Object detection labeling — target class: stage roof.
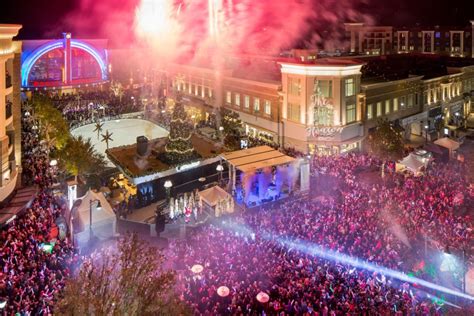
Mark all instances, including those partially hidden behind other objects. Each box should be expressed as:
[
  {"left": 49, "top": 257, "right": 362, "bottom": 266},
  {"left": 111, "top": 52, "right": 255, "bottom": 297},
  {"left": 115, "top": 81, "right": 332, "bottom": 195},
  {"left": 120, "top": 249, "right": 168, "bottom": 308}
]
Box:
[{"left": 220, "top": 146, "right": 296, "bottom": 173}]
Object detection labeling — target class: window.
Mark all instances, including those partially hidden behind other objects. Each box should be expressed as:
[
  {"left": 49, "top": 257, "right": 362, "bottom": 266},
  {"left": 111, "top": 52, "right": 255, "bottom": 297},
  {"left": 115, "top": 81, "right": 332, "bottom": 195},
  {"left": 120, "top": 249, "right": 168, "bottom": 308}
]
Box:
[
  {"left": 385, "top": 100, "right": 390, "bottom": 114},
  {"left": 244, "top": 95, "right": 250, "bottom": 109},
  {"left": 376, "top": 102, "right": 382, "bottom": 117},
  {"left": 194, "top": 85, "right": 198, "bottom": 96},
  {"left": 367, "top": 104, "right": 374, "bottom": 120},
  {"left": 264, "top": 100, "right": 271, "bottom": 115},
  {"left": 287, "top": 102, "right": 301, "bottom": 122},
  {"left": 400, "top": 96, "right": 406, "bottom": 109},
  {"left": 288, "top": 77, "right": 301, "bottom": 96},
  {"left": 226, "top": 91, "right": 232, "bottom": 104},
  {"left": 235, "top": 93, "right": 240, "bottom": 106},
  {"left": 314, "top": 79, "right": 332, "bottom": 98},
  {"left": 254, "top": 98, "right": 260, "bottom": 112},
  {"left": 345, "top": 78, "right": 355, "bottom": 96},
  {"left": 346, "top": 104, "right": 356, "bottom": 123},
  {"left": 407, "top": 94, "right": 414, "bottom": 108},
  {"left": 393, "top": 98, "right": 399, "bottom": 112}
]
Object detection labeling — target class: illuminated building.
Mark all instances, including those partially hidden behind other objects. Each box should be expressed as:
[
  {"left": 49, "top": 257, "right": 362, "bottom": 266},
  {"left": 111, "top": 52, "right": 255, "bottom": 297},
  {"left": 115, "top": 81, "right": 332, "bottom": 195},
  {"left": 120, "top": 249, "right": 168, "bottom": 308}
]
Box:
[
  {"left": 345, "top": 21, "right": 474, "bottom": 58},
  {"left": 162, "top": 52, "right": 473, "bottom": 155},
  {"left": 0, "top": 24, "right": 22, "bottom": 203},
  {"left": 21, "top": 33, "right": 108, "bottom": 92}
]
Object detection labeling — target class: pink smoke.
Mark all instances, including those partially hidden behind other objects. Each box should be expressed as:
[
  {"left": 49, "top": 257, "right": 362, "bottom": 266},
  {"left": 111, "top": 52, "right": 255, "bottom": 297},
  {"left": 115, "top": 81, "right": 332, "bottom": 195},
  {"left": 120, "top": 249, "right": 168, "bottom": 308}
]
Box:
[{"left": 63, "top": 0, "right": 375, "bottom": 62}]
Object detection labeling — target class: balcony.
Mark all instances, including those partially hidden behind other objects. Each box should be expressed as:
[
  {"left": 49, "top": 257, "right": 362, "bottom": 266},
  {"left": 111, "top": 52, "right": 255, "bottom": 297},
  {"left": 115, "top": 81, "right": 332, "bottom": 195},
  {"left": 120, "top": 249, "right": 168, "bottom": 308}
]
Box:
[{"left": 5, "top": 74, "right": 12, "bottom": 89}]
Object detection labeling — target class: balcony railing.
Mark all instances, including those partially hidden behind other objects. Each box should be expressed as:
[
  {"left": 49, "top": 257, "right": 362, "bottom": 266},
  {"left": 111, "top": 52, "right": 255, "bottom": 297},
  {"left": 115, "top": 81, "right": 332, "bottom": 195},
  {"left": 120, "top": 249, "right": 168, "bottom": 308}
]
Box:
[
  {"left": 6, "top": 101, "right": 13, "bottom": 120},
  {"left": 5, "top": 74, "right": 12, "bottom": 89}
]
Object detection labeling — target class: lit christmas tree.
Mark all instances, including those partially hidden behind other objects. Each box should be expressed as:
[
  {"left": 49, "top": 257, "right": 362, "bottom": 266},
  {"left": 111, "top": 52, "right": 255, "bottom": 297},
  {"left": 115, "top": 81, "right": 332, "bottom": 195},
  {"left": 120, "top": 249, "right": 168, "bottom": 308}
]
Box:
[{"left": 161, "top": 95, "right": 198, "bottom": 164}]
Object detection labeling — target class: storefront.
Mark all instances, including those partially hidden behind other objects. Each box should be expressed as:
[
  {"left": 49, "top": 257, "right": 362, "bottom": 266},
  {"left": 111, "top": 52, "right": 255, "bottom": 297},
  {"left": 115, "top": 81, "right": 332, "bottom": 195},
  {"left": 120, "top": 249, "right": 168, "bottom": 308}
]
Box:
[
  {"left": 307, "top": 137, "right": 363, "bottom": 156},
  {"left": 400, "top": 111, "right": 428, "bottom": 139}
]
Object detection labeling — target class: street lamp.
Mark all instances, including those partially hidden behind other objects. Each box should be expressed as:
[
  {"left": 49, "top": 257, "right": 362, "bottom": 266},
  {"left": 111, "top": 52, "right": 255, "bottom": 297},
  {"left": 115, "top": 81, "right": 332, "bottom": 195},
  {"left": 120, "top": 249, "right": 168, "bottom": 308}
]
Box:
[
  {"left": 49, "top": 159, "right": 58, "bottom": 167},
  {"left": 216, "top": 164, "right": 224, "bottom": 183},
  {"left": 89, "top": 199, "right": 101, "bottom": 240},
  {"left": 164, "top": 180, "right": 173, "bottom": 203},
  {"left": 424, "top": 124, "right": 429, "bottom": 142}
]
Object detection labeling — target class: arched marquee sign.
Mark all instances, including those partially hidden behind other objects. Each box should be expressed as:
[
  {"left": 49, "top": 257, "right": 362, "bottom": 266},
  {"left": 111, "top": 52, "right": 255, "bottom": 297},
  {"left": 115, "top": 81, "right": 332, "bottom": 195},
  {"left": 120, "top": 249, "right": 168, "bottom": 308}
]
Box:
[{"left": 21, "top": 33, "right": 108, "bottom": 88}]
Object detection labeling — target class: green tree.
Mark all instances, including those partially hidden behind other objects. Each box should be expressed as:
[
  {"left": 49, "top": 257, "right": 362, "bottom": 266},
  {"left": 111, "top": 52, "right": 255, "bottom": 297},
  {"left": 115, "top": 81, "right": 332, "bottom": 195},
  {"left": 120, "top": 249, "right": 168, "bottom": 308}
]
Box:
[
  {"left": 32, "top": 95, "right": 70, "bottom": 150},
  {"left": 163, "top": 94, "right": 197, "bottom": 164},
  {"left": 56, "top": 234, "right": 190, "bottom": 315},
  {"left": 57, "top": 135, "right": 106, "bottom": 181},
  {"left": 221, "top": 107, "right": 243, "bottom": 150},
  {"left": 367, "top": 119, "right": 404, "bottom": 161}
]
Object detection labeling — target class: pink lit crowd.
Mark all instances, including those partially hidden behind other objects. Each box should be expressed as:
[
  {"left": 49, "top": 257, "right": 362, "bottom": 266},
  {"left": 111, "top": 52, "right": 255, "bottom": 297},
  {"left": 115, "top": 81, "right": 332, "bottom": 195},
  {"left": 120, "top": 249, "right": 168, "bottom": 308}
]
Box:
[
  {"left": 0, "top": 111, "right": 77, "bottom": 315},
  {"left": 171, "top": 153, "right": 473, "bottom": 315}
]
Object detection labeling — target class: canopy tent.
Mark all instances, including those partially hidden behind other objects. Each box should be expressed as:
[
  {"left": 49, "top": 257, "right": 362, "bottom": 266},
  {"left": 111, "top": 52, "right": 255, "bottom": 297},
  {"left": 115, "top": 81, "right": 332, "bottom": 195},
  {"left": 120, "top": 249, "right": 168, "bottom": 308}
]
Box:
[
  {"left": 198, "top": 186, "right": 234, "bottom": 217},
  {"left": 397, "top": 153, "right": 426, "bottom": 174},
  {"left": 434, "top": 137, "right": 460, "bottom": 152},
  {"left": 220, "top": 145, "right": 296, "bottom": 173},
  {"left": 75, "top": 190, "right": 116, "bottom": 230}
]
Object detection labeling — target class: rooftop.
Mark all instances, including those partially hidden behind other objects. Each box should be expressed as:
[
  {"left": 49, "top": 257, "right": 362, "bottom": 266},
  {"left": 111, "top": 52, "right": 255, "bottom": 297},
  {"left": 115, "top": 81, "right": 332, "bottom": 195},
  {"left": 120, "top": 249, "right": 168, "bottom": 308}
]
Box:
[{"left": 106, "top": 134, "right": 224, "bottom": 179}]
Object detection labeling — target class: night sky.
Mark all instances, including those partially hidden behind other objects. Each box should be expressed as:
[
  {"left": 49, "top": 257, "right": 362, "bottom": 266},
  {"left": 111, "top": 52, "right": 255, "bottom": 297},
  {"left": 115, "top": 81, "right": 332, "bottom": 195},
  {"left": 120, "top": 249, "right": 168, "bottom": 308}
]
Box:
[{"left": 1, "top": 0, "right": 471, "bottom": 40}]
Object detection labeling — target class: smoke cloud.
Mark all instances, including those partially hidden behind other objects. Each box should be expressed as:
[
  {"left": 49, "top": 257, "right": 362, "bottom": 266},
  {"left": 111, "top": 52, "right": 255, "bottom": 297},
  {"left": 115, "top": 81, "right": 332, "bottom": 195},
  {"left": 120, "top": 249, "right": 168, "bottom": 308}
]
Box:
[{"left": 62, "top": 0, "right": 375, "bottom": 62}]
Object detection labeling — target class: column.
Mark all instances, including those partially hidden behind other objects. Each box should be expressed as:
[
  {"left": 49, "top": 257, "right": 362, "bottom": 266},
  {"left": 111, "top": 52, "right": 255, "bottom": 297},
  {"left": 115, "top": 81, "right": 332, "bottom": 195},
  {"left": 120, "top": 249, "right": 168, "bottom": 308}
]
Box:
[
  {"left": 63, "top": 33, "right": 72, "bottom": 85},
  {"left": 450, "top": 31, "right": 453, "bottom": 54},
  {"left": 471, "top": 21, "right": 474, "bottom": 58},
  {"left": 350, "top": 31, "right": 356, "bottom": 53}
]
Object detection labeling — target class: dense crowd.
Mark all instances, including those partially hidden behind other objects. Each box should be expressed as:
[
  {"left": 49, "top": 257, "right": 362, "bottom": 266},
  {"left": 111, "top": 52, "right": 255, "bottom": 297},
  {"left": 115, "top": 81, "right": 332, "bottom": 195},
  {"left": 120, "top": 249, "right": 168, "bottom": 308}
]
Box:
[
  {"left": 170, "top": 153, "right": 472, "bottom": 315},
  {"left": 0, "top": 112, "right": 77, "bottom": 315},
  {"left": 49, "top": 90, "right": 143, "bottom": 126}
]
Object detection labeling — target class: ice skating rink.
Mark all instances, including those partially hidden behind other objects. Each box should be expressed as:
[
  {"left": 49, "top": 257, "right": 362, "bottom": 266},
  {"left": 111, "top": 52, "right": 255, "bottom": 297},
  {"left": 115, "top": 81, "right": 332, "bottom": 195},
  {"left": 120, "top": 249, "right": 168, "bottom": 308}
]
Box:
[{"left": 71, "top": 119, "right": 168, "bottom": 166}]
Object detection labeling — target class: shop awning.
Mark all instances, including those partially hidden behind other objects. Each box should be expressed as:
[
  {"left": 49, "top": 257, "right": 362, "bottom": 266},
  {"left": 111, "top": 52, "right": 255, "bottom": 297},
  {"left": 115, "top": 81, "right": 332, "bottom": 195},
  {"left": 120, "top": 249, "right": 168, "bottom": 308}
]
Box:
[{"left": 434, "top": 137, "right": 460, "bottom": 151}]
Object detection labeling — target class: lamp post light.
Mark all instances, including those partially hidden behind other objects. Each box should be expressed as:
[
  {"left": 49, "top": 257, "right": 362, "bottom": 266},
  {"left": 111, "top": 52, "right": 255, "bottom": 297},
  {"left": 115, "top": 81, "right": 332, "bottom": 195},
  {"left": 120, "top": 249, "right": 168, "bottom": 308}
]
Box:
[
  {"left": 216, "top": 164, "right": 224, "bottom": 183},
  {"left": 164, "top": 180, "right": 173, "bottom": 203},
  {"left": 89, "top": 199, "right": 101, "bottom": 241},
  {"left": 424, "top": 124, "right": 429, "bottom": 142},
  {"left": 49, "top": 159, "right": 58, "bottom": 167}
]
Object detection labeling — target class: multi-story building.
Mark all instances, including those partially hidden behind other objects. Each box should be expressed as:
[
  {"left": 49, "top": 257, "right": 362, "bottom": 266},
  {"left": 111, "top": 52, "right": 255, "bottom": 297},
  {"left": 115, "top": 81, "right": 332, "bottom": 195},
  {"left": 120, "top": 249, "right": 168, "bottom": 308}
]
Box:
[
  {"left": 345, "top": 21, "right": 474, "bottom": 58},
  {"left": 161, "top": 51, "right": 473, "bottom": 155},
  {"left": 0, "top": 24, "right": 22, "bottom": 203}
]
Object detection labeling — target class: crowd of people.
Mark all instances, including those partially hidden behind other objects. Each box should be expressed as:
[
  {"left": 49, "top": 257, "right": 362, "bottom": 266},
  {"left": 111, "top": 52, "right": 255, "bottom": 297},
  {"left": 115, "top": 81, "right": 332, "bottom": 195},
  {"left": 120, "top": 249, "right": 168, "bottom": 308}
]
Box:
[
  {"left": 0, "top": 110, "right": 77, "bottom": 315},
  {"left": 170, "top": 153, "right": 472, "bottom": 315},
  {"left": 48, "top": 90, "right": 144, "bottom": 126}
]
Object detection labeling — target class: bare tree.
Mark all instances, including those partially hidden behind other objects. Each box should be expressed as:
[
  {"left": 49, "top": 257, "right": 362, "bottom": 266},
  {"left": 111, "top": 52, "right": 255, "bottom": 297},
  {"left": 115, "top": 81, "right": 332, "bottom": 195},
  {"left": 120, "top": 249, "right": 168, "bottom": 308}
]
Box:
[{"left": 56, "top": 234, "right": 189, "bottom": 315}]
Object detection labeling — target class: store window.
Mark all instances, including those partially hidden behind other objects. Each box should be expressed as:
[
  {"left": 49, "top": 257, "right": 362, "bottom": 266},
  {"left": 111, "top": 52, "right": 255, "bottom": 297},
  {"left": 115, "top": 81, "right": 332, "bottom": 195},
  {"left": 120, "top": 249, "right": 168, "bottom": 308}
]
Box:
[
  {"left": 235, "top": 93, "right": 240, "bottom": 106},
  {"left": 254, "top": 98, "right": 260, "bottom": 112},
  {"left": 385, "top": 100, "right": 391, "bottom": 114},
  {"left": 264, "top": 100, "right": 271, "bottom": 115},
  {"left": 367, "top": 104, "right": 374, "bottom": 120},
  {"left": 376, "top": 102, "right": 382, "bottom": 117},
  {"left": 288, "top": 77, "right": 301, "bottom": 96},
  {"left": 287, "top": 102, "right": 301, "bottom": 122},
  {"left": 393, "top": 98, "right": 399, "bottom": 112},
  {"left": 314, "top": 79, "right": 333, "bottom": 98},
  {"left": 346, "top": 104, "right": 356, "bottom": 123},
  {"left": 345, "top": 78, "right": 355, "bottom": 96},
  {"left": 226, "top": 91, "right": 232, "bottom": 104},
  {"left": 244, "top": 95, "right": 250, "bottom": 109}
]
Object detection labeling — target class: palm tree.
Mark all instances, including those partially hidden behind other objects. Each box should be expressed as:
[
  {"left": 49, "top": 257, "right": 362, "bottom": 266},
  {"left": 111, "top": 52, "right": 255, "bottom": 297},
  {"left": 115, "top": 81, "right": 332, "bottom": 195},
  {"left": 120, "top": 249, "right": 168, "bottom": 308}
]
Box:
[
  {"left": 57, "top": 135, "right": 106, "bottom": 182},
  {"left": 93, "top": 121, "right": 104, "bottom": 140},
  {"left": 101, "top": 130, "right": 114, "bottom": 149}
]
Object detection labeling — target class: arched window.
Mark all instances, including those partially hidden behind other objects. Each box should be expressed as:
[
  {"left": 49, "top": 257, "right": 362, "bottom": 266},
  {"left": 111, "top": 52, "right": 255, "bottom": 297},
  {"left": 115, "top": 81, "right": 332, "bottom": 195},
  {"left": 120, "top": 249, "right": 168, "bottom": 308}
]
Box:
[{"left": 28, "top": 48, "right": 64, "bottom": 85}]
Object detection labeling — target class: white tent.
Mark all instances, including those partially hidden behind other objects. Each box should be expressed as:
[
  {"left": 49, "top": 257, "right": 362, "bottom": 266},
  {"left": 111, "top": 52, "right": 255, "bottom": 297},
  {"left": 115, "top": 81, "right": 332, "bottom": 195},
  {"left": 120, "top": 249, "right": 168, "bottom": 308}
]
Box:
[
  {"left": 76, "top": 190, "right": 116, "bottom": 228},
  {"left": 434, "top": 137, "right": 460, "bottom": 156},
  {"left": 398, "top": 153, "right": 426, "bottom": 174}
]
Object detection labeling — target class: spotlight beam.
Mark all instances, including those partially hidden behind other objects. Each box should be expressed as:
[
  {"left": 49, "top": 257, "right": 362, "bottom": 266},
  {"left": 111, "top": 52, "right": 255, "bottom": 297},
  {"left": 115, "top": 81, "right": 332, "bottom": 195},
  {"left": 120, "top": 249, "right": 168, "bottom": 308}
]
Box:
[{"left": 217, "top": 220, "right": 474, "bottom": 302}]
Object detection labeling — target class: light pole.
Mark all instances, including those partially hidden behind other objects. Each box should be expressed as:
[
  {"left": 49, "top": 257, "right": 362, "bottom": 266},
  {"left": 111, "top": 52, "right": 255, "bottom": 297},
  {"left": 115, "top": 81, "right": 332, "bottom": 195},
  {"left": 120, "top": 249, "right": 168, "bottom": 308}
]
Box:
[
  {"left": 424, "top": 124, "right": 429, "bottom": 143},
  {"left": 164, "top": 180, "right": 173, "bottom": 204},
  {"left": 216, "top": 164, "right": 224, "bottom": 184},
  {"left": 89, "top": 199, "right": 101, "bottom": 241}
]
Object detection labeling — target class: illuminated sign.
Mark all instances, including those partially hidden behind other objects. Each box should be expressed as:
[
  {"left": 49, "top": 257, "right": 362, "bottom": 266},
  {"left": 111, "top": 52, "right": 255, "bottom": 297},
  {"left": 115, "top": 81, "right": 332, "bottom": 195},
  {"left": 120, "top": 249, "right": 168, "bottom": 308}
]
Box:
[{"left": 175, "top": 161, "right": 200, "bottom": 172}]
